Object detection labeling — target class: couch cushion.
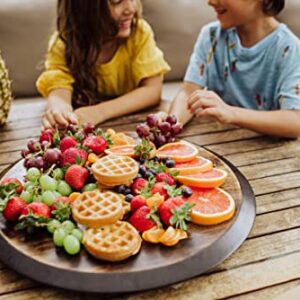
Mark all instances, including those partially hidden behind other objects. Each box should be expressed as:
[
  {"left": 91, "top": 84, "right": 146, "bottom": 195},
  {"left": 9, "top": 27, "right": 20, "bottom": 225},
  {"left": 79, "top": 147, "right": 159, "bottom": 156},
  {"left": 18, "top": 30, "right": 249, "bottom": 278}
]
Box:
[
  {"left": 0, "top": 0, "right": 56, "bottom": 97},
  {"left": 143, "top": 0, "right": 215, "bottom": 82}
]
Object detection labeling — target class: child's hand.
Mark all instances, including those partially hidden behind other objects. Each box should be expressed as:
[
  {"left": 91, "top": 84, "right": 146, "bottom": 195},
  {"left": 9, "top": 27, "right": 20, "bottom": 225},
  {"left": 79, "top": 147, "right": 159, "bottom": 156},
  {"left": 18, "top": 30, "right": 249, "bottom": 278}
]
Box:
[
  {"left": 187, "top": 90, "right": 235, "bottom": 124},
  {"left": 43, "top": 100, "right": 78, "bottom": 129},
  {"left": 75, "top": 105, "right": 106, "bottom": 126}
]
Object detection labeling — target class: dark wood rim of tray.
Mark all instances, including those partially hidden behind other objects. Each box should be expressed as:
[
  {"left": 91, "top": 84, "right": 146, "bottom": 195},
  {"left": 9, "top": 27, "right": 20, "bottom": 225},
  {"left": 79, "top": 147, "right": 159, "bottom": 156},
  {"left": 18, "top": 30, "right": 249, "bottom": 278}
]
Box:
[{"left": 0, "top": 152, "right": 256, "bottom": 293}]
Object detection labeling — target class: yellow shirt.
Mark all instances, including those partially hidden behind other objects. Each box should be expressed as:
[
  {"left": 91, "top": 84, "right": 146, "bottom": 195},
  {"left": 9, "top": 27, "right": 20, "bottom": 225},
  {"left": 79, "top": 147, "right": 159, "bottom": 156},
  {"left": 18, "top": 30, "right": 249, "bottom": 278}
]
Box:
[{"left": 36, "top": 19, "right": 170, "bottom": 99}]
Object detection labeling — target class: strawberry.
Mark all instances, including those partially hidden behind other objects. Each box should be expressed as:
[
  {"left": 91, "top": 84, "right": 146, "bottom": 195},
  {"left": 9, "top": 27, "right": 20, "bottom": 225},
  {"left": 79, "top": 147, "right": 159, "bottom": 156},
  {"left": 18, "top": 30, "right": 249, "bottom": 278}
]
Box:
[
  {"left": 151, "top": 182, "right": 169, "bottom": 200},
  {"left": 158, "top": 197, "right": 192, "bottom": 230},
  {"left": 0, "top": 178, "right": 23, "bottom": 194},
  {"left": 51, "top": 196, "right": 71, "bottom": 222},
  {"left": 21, "top": 202, "right": 51, "bottom": 218},
  {"left": 83, "top": 135, "right": 107, "bottom": 155},
  {"left": 60, "top": 136, "right": 78, "bottom": 153},
  {"left": 131, "top": 178, "right": 148, "bottom": 195},
  {"left": 155, "top": 172, "right": 176, "bottom": 186},
  {"left": 3, "top": 197, "right": 27, "bottom": 221},
  {"left": 39, "top": 128, "right": 55, "bottom": 145},
  {"left": 61, "top": 147, "right": 88, "bottom": 166},
  {"left": 64, "top": 165, "right": 88, "bottom": 190},
  {"left": 130, "top": 195, "right": 147, "bottom": 213},
  {"left": 129, "top": 206, "right": 158, "bottom": 232}
]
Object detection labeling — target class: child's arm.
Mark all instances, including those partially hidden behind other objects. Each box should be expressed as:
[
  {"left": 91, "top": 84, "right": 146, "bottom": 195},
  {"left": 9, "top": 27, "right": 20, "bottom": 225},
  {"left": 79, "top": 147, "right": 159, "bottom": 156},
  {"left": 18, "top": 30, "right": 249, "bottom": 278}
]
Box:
[
  {"left": 188, "top": 89, "right": 300, "bottom": 138},
  {"left": 42, "top": 89, "right": 78, "bottom": 129},
  {"left": 74, "top": 75, "right": 162, "bottom": 125},
  {"left": 168, "top": 81, "right": 202, "bottom": 125}
]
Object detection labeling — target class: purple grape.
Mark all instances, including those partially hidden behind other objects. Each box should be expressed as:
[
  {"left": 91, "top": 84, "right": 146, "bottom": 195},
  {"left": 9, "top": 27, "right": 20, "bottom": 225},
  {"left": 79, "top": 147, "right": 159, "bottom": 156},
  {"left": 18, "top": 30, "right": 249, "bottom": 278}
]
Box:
[
  {"left": 41, "top": 140, "right": 51, "bottom": 150},
  {"left": 148, "top": 132, "right": 155, "bottom": 142},
  {"left": 34, "top": 156, "right": 45, "bottom": 169},
  {"left": 156, "top": 134, "right": 166, "bottom": 146},
  {"left": 136, "top": 123, "right": 150, "bottom": 138},
  {"left": 43, "top": 149, "right": 62, "bottom": 165},
  {"left": 27, "top": 140, "right": 41, "bottom": 152},
  {"left": 67, "top": 124, "right": 79, "bottom": 134},
  {"left": 21, "top": 149, "right": 30, "bottom": 158},
  {"left": 83, "top": 122, "right": 95, "bottom": 134},
  {"left": 158, "top": 121, "right": 171, "bottom": 135},
  {"left": 146, "top": 114, "right": 159, "bottom": 128},
  {"left": 166, "top": 115, "right": 177, "bottom": 125},
  {"left": 171, "top": 123, "right": 183, "bottom": 135},
  {"left": 167, "top": 136, "right": 176, "bottom": 143}
]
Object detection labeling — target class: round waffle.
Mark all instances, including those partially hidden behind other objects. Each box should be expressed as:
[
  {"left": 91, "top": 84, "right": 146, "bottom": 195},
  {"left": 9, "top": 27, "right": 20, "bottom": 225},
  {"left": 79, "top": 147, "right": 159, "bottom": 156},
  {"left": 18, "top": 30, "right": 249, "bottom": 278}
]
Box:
[
  {"left": 91, "top": 154, "right": 138, "bottom": 186},
  {"left": 72, "top": 190, "right": 123, "bottom": 228},
  {"left": 83, "top": 221, "right": 142, "bottom": 261}
]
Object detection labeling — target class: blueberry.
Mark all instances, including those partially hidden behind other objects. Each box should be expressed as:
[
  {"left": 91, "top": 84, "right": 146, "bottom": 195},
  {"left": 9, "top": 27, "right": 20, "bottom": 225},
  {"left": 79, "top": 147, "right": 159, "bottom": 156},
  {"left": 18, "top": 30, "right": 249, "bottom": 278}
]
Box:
[
  {"left": 139, "top": 165, "right": 147, "bottom": 176},
  {"left": 165, "top": 159, "right": 176, "bottom": 168},
  {"left": 124, "top": 188, "right": 132, "bottom": 195},
  {"left": 149, "top": 169, "right": 157, "bottom": 176},
  {"left": 161, "top": 157, "right": 169, "bottom": 163},
  {"left": 115, "top": 185, "right": 127, "bottom": 194},
  {"left": 182, "top": 187, "right": 193, "bottom": 198},
  {"left": 152, "top": 157, "right": 160, "bottom": 163},
  {"left": 139, "top": 158, "right": 145, "bottom": 164},
  {"left": 125, "top": 194, "right": 134, "bottom": 202},
  {"left": 144, "top": 171, "right": 153, "bottom": 179}
]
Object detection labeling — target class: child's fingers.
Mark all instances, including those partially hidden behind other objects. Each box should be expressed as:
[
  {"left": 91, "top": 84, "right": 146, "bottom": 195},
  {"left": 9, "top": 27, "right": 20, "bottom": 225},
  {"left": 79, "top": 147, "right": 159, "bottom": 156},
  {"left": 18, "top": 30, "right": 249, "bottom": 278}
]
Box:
[
  {"left": 189, "top": 97, "right": 213, "bottom": 113},
  {"left": 52, "top": 111, "right": 69, "bottom": 127},
  {"left": 42, "top": 117, "right": 52, "bottom": 129},
  {"left": 66, "top": 112, "right": 79, "bottom": 124},
  {"left": 196, "top": 107, "right": 218, "bottom": 118},
  {"left": 187, "top": 90, "right": 209, "bottom": 108},
  {"left": 44, "top": 110, "right": 56, "bottom": 127}
]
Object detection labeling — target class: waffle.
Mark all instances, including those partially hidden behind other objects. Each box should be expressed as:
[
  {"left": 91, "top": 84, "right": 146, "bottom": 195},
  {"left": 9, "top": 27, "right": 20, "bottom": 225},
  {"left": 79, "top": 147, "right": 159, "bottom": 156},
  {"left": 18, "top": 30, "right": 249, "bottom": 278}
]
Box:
[
  {"left": 83, "top": 221, "right": 142, "bottom": 261},
  {"left": 91, "top": 154, "right": 138, "bottom": 186},
  {"left": 72, "top": 190, "right": 124, "bottom": 228}
]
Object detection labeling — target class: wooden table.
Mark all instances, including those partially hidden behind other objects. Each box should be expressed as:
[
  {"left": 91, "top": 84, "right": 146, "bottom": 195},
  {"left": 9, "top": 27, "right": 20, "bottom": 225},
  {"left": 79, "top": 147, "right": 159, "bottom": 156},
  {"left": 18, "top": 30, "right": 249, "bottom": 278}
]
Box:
[{"left": 0, "top": 98, "right": 300, "bottom": 300}]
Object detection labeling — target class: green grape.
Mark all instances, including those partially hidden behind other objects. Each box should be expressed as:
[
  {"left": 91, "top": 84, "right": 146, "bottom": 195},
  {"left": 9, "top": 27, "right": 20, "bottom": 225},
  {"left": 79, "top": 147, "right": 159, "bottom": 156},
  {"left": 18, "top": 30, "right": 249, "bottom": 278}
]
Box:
[
  {"left": 40, "top": 175, "right": 57, "bottom": 191},
  {"left": 24, "top": 181, "right": 35, "bottom": 191},
  {"left": 42, "top": 191, "right": 56, "bottom": 206},
  {"left": 82, "top": 183, "right": 97, "bottom": 192},
  {"left": 71, "top": 228, "right": 83, "bottom": 242},
  {"left": 61, "top": 220, "right": 75, "bottom": 233},
  {"left": 63, "top": 235, "right": 81, "bottom": 255},
  {"left": 53, "top": 228, "right": 67, "bottom": 247},
  {"left": 52, "top": 168, "right": 64, "bottom": 180},
  {"left": 26, "top": 167, "right": 41, "bottom": 182},
  {"left": 47, "top": 219, "right": 61, "bottom": 234},
  {"left": 33, "top": 194, "right": 43, "bottom": 202},
  {"left": 53, "top": 191, "right": 62, "bottom": 198},
  {"left": 20, "top": 190, "right": 33, "bottom": 203},
  {"left": 57, "top": 180, "right": 72, "bottom": 196}
]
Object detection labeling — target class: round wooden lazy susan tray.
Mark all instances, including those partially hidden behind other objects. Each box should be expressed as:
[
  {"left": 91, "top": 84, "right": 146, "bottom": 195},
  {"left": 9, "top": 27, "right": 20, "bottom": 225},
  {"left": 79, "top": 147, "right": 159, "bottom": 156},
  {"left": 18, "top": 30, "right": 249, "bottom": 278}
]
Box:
[{"left": 0, "top": 143, "right": 256, "bottom": 293}]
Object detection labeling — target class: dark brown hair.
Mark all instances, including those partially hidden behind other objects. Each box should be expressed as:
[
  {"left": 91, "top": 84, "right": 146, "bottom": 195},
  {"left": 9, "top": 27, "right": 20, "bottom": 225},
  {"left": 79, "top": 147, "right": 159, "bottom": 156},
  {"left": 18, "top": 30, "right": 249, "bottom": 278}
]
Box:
[
  {"left": 263, "top": 0, "right": 285, "bottom": 16},
  {"left": 57, "top": 0, "right": 140, "bottom": 108}
]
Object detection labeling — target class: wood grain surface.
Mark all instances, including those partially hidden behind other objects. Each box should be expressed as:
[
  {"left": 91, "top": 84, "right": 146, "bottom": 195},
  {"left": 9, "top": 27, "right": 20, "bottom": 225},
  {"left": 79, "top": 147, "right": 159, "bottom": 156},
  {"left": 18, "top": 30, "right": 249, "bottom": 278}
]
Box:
[{"left": 0, "top": 99, "right": 299, "bottom": 299}]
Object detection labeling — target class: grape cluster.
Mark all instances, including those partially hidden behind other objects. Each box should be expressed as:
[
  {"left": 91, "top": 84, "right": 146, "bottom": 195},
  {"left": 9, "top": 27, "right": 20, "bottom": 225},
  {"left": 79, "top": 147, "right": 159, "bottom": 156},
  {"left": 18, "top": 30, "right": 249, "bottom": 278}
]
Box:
[{"left": 136, "top": 114, "right": 183, "bottom": 147}]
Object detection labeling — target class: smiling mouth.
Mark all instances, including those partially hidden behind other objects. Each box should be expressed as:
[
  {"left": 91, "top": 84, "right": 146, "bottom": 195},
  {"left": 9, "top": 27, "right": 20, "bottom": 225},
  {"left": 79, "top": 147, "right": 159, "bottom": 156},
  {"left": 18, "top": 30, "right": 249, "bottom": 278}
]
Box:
[
  {"left": 119, "top": 19, "right": 132, "bottom": 29},
  {"left": 215, "top": 9, "right": 227, "bottom": 16}
]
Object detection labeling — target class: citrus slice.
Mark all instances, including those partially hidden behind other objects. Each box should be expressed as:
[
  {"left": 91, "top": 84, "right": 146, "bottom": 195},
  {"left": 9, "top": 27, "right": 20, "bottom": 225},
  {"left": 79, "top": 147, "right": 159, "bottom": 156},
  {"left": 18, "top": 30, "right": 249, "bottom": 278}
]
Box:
[
  {"left": 173, "top": 156, "right": 213, "bottom": 175},
  {"left": 105, "top": 145, "right": 136, "bottom": 157},
  {"left": 187, "top": 187, "right": 235, "bottom": 225},
  {"left": 177, "top": 168, "right": 227, "bottom": 188},
  {"left": 156, "top": 140, "right": 198, "bottom": 163}
]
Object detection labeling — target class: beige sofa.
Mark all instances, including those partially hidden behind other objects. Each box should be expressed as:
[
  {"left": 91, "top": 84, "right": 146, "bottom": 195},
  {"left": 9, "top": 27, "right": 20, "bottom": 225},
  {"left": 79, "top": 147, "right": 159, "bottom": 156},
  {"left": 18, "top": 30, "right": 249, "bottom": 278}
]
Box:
[{"left": 0, "top": 0, "right": 299, "bottom": 104}]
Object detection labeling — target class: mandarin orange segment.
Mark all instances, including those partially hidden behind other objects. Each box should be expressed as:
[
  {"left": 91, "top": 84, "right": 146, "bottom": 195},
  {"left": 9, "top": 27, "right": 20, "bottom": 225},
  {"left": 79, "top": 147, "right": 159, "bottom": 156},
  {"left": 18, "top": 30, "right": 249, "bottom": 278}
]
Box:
[
  {"left": 159, "top": 226, "right": 188, "bottom": 246},
  {"left": 177, "top": 168, "right": 228, "bottom": 188},
  {"left": 142, "top": 226, "right": 165, "bottom": 243},
  {"left": 156, "top": 140, "right": 198, "bottom": 163},
  {"left": 146, "top": 193, "right": 164, "bottom": 208},
  {"left": 88, "top": 153, "right": 99, "bottom": 164},
  {"left": 187, "top": 187, "right": 235, "bottom": 225}
]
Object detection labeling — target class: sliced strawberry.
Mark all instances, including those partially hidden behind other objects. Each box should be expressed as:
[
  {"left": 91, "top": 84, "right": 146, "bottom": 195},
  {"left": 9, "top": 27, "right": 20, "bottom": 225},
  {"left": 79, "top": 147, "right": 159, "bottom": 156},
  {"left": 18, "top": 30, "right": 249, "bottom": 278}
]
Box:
[
  {"left": 155, "top": 172, "right": 176, "bottom": 186},
  {"left": 83, "top": 135, "right": 107, "bottom": 155},
  {"left": 130, "top": 195, "right": 146, "bottom": 213},
  {"left": 3, "top": 197, "right": 27, "bottom": 221},
  {"left": 131, "top": 178, "right": 148, "bottom": 195}
]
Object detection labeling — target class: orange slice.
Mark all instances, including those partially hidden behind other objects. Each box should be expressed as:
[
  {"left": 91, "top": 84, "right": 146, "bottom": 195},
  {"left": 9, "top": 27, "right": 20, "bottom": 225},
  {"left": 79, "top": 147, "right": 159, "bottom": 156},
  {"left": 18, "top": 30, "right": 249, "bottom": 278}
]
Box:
[
  {"left": 156, "top": 140, "right": 198, "bottom": 163},
  {"left": 159, "top": 226, "right": 188, "bottom": 246},
  {"left": 172, "top": 156, "right": 213, "bottom": 175},
  {"left": 187, "top": 187, "right": 235, "bottom": 225},
  {"left": 177, "top": 168, "right": 227, "bottom": 188},
  {"left": 105, "top": 145, "right": 136, "bottom": 157},
  {"left": 142, "top": 226, "right": 165, "bottom": 243}
]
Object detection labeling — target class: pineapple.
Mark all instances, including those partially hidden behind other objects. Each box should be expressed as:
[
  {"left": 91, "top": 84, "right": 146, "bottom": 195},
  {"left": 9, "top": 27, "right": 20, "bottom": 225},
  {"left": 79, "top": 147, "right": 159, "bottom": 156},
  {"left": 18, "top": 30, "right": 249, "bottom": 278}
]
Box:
[{"left": 0, "top": 51, "right": 12, "bottom": 126}]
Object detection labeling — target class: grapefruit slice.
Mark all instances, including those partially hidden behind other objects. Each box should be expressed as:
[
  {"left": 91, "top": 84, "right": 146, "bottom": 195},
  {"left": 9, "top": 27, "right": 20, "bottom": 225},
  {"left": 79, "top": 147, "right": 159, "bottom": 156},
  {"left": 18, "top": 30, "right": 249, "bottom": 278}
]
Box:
[
  {"left": 173, "top": 156, "right": 213, "bottom": 175},
  {"left": 177, "top": 168, "right": 227, "bottom": 188},
  {"left": 105, "top": 145, "right": 136, "bottom": 157},
  {"left": 156, "top": 140, "right": 198, "bottom": 163},
  {"left": 187, "top": 187, "right": 235, "bottom": 225}
]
